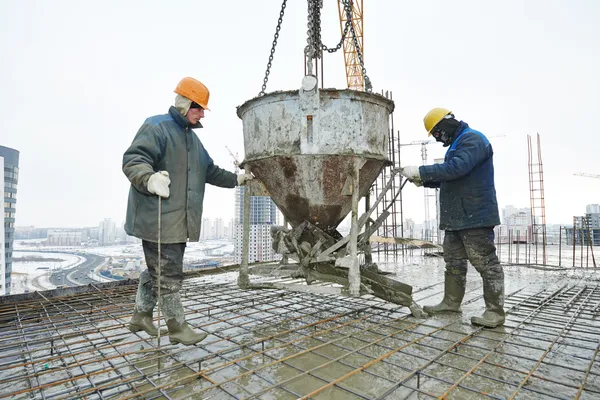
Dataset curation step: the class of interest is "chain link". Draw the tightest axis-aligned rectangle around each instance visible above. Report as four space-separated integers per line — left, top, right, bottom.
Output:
343 0 372 91
321 0 351 53
259 0 288 96
259 0 372 95
305 0 372 91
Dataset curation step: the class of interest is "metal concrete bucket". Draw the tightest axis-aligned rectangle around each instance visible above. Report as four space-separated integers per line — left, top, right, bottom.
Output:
237 86 394 233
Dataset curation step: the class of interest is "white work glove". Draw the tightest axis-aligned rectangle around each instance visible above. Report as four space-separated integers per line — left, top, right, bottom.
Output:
147 171 170 198
237 173 254 186
400 166 421 181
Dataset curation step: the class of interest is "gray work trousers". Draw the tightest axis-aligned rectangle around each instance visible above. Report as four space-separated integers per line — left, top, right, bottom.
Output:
443 228 502 277
142 240 186 296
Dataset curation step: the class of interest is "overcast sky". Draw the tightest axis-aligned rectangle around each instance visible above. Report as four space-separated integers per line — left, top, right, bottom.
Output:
1 0 599 228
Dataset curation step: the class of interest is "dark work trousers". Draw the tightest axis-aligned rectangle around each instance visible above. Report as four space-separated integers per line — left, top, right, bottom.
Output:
444 227 502 278
142 240 186 296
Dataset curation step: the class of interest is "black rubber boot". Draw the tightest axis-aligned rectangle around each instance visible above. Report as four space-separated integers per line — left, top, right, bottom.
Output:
471 267 505 328
423 270 466 314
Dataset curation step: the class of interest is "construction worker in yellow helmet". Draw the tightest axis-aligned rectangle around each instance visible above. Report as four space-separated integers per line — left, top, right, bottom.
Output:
122 77 253 345
400 108 504 328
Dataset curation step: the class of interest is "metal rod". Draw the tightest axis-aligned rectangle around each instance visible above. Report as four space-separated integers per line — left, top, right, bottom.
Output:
238 165 252 288
348 157 360 296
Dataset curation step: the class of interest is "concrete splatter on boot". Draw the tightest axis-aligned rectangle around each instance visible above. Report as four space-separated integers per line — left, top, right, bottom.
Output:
423 270 466 314
471 267 505 328
128 311 168 337
161 292 207 346
128 270 167 336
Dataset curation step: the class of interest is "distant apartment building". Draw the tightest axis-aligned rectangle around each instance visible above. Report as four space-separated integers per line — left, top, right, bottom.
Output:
200 217 211 240
14 226 48 240
199 217 235 240
214 218 225 239
47 229 83 246
497 205 532 243
227 218 234 240
566 205 600 246
1 145 19 295
99 218 116 246
82 226 101 242
233 186 279 264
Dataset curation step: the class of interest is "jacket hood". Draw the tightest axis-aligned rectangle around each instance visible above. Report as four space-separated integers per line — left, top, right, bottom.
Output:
168 105 202 129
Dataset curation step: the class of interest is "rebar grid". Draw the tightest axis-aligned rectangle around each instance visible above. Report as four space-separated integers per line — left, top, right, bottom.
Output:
1 275 599 399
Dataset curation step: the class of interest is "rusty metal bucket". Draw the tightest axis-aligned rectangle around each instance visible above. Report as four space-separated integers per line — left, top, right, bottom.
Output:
237 88 394 232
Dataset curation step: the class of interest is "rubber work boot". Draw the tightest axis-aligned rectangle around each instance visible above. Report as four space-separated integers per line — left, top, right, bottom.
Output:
128 270 167 336
423 270 466 314
161 292 207 346
166 320 208 346
471 267 505 328
128 311 167 337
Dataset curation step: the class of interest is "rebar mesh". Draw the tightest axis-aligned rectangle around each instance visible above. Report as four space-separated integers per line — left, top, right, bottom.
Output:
1 270 599 399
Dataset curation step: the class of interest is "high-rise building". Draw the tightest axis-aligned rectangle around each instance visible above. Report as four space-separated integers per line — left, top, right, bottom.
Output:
201 217 212 240
1 145 19 295
99 218 116 246
214 217 225 239
227 218 234 240
233 186 279 263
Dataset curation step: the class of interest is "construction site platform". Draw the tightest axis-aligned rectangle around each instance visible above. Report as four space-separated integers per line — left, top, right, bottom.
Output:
0 257 599 399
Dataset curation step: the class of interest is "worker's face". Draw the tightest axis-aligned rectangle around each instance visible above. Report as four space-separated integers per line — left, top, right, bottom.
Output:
186 107 205 125
431 127 444 143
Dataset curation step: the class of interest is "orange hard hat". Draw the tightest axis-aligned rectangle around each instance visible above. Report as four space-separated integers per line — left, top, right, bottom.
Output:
174 77 210 110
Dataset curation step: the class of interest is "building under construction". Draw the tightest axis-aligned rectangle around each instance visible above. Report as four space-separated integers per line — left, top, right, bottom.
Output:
2 2 600 400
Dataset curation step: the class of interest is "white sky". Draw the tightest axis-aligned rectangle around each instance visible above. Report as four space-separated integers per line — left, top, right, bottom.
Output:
1 0 599 228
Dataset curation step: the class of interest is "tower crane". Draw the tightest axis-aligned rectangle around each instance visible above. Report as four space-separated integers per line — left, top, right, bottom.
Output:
574 172 600 180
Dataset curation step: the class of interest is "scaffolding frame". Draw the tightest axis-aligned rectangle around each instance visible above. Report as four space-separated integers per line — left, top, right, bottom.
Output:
373 90 404 259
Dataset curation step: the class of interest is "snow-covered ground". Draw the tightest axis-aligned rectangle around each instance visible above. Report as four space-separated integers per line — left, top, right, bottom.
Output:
15 239 234 260
10 251 86 294
69 240 234 265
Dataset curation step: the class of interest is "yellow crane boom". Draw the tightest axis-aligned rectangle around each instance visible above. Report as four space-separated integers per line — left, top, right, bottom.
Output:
337 0 364 90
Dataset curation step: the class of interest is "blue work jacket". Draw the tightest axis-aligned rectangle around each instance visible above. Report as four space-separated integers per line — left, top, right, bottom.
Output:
419 122 501 231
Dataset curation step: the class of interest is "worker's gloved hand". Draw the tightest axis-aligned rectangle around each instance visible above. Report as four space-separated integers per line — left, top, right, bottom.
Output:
237 173 254 186
400 166 421 181
147 171 170 198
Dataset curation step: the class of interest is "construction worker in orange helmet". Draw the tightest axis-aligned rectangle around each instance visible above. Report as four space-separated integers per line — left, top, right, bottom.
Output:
400 108 504 328
122 77 253 345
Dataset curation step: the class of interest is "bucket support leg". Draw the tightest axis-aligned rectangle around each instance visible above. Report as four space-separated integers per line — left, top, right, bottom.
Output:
348 158 361 296
238 165 251 288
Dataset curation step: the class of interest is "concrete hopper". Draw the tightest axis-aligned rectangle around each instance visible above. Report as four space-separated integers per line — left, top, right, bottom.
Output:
237 86 394 234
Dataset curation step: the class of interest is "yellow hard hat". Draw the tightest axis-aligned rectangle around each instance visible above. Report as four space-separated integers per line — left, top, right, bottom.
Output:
174 77 210 110
423 107 452 135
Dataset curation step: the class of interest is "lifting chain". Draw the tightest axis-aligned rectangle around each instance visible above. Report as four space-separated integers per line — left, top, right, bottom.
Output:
259 0 288 97
259 0 371 95
305 0 371 92
342 0 372 92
